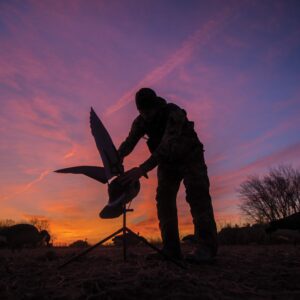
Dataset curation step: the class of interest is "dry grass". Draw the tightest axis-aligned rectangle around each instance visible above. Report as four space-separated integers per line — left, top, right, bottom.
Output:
1 244 300 299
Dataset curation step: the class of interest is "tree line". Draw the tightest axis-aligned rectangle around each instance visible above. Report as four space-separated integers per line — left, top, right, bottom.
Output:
238 165 300 223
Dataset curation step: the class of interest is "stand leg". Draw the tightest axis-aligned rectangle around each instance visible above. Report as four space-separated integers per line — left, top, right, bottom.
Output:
58 210 185 269
123 205 127 261
58 228 123 269
125 227 185 269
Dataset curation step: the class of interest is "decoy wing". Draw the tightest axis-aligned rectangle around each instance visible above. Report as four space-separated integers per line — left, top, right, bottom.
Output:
55 166 108 183
90 107 124 180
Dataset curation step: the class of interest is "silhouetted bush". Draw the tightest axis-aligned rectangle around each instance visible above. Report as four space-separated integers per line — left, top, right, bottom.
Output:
112 232 142 247
0 219 15 230
217 223 300 245
69 240 90 248
218 224 268 245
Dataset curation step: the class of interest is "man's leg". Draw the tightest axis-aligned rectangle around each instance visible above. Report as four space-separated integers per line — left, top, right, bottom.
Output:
183 154 218 257
156 165 182 259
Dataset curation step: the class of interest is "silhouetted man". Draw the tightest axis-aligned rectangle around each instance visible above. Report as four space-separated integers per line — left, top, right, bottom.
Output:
118 88 217 262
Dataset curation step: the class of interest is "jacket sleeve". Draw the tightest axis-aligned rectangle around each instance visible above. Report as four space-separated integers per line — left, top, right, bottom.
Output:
117 116 145 159
139 108 187 173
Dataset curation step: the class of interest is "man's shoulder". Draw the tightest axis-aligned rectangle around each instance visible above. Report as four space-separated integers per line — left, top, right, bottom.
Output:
166 102 180 110
132 115 146 129
133 114 144 123
166 102 187 117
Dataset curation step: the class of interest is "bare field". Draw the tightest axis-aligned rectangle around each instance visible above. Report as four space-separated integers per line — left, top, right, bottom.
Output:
1 244 300 300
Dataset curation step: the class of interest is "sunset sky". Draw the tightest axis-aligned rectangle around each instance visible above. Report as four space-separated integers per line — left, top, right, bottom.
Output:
1 0 300 245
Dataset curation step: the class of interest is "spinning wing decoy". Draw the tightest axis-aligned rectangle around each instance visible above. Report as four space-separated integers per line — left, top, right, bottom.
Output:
55 107 137 220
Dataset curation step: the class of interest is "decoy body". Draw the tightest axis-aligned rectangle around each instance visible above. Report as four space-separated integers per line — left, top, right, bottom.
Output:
55 108 140 219
266 212 300 233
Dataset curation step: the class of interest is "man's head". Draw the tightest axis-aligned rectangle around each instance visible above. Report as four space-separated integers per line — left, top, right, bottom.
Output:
135 88 161 121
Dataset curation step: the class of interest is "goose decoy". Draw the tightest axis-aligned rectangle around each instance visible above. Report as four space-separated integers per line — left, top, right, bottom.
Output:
55 107 140 219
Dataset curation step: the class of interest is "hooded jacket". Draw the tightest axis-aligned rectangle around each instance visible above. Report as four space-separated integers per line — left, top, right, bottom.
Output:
118 99 203 174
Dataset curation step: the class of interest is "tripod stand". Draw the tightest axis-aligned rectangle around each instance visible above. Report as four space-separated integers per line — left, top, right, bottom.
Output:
58 204 184 269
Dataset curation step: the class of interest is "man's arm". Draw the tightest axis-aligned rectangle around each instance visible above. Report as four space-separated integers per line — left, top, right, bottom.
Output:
118 116 145 160
139 107 187 174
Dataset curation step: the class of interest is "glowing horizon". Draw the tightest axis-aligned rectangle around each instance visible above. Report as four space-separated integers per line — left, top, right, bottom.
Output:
1 0 300 245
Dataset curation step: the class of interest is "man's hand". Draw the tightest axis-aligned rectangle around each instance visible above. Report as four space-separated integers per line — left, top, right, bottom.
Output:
119 167 146 185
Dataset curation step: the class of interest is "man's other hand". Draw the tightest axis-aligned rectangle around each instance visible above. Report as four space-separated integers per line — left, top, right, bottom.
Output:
119 167 145 185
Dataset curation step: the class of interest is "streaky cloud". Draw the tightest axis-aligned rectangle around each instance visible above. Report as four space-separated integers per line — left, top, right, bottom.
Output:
105 6 242 116
0 169 50 202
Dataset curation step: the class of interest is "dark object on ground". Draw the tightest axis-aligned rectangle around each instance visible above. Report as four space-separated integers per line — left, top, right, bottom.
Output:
69 240 90 248
266 212 300 233
182 234 196 244
0 224 50 249
112 232 141 247
218 223 300 245
218 224 267 245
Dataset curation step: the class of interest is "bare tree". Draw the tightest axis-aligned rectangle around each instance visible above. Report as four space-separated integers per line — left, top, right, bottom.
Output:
28 216 50 232
238 165 300 223
0 219 15 229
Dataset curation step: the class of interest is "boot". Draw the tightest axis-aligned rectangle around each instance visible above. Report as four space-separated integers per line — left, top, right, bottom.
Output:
185 219 218 264
158 216 183 260
147 223 183 261
193 217 218 256
146 245 183 261
185 243 215 264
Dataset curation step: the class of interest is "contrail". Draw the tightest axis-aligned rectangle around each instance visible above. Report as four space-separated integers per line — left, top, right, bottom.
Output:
0 169 50 202
24 169 50 191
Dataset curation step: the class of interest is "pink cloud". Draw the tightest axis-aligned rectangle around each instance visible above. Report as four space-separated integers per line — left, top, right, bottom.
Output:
0 169 50 202
211 142 300 205
264 29 300 65
105 7 241 116
236 113 300 162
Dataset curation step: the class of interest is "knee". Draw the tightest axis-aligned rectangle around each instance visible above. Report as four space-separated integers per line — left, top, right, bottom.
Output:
156 195 177 216
156 191 178 220
156 183 179 208
185 186 212 207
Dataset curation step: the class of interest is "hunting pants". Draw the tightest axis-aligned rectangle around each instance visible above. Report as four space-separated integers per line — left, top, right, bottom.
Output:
156 149 218 256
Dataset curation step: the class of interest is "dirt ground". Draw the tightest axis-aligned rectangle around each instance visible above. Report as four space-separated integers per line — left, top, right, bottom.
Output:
0 244 300 300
